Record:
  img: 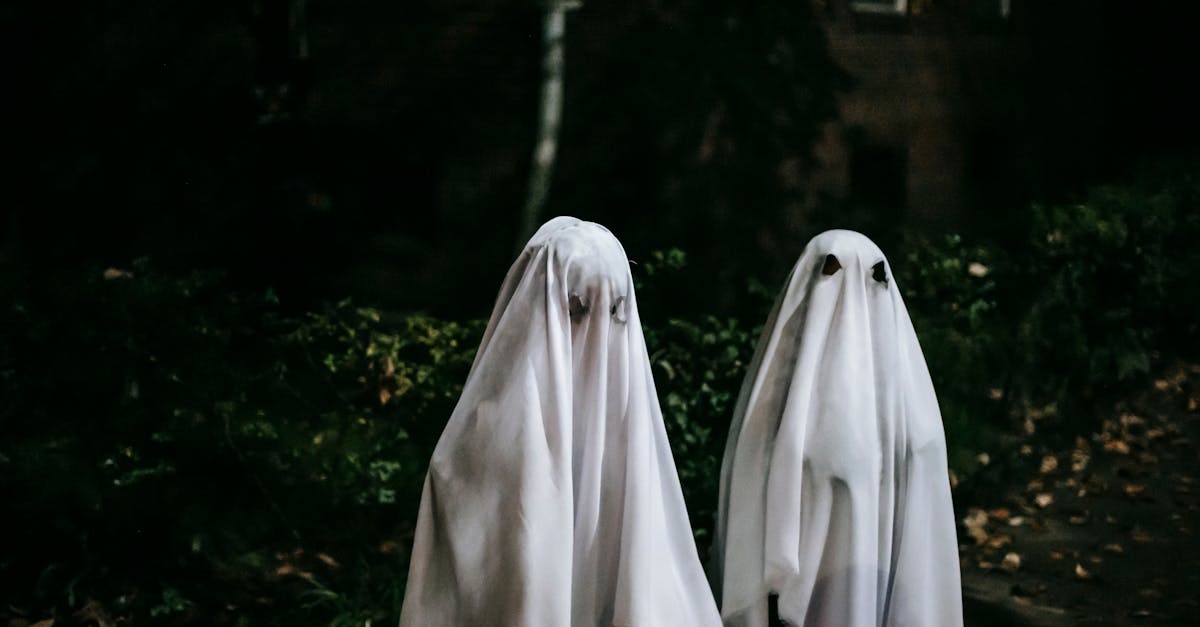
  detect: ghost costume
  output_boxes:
[713,230,962,627]
[399,217,722,627]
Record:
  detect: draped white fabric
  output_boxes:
[400,217,722,627]
[713,230,963,627]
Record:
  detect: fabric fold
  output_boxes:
[400,217,721,627]
[714,229,963,627]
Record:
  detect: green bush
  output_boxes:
[1016,171,1200,410]
[896,233,1009,470]
[644,316,758,559]
[898,165,1200,460]
[0,264,483,626]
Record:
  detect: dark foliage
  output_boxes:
[3,169,1195,624]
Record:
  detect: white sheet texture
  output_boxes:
[399,217,722,627]
[714,230,963,627]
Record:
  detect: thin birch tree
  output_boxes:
[517,1,580,248]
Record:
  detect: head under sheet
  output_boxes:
[714,230,963,627]
[400,217,722,627]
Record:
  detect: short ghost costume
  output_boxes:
[400,217,722,627]
[714,230,963,627]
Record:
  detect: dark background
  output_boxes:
[6,0,1198,316]
[3,1,1200,625]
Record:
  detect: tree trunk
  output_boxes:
[516,2,576,249]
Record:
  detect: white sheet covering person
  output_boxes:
[713,230,963,627]
[399,217,722,627]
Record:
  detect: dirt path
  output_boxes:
[959,364,1200,626]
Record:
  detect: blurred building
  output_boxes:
[808,0,1022,225]
[808,0,1200,229]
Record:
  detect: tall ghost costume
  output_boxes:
[400,217,722,627]
[714,230,963,627]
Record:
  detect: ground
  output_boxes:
[959,364,1200,626]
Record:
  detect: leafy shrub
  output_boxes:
[635,247,764,558]
[898,165,1200,456]
[1016,171,1200,411]
[0,264,483,626]
[644,316,758,559]
[896,233,1009,469]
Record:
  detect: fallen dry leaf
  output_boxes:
[1001,552,1022,573]
[102,268,133,280]
[1124,483,1146,497]
[1049,550,1065,560]
[1075,563,1092,580]
[1040,455,1059,474]
[1103,543,1124,554]
[1008,516,1026,527]
[275,563,315,580]
[962,508,990,545]
[1131,527,1153,543]
[988,508,1011,520]
[379,540,400,554]
[1069,515,1089,525]
[1104,439,1131,455]
[1119,413,1145,427]
[1035,492,1055,508]
[987,534,1013,549]
[1071,449,1090,473]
